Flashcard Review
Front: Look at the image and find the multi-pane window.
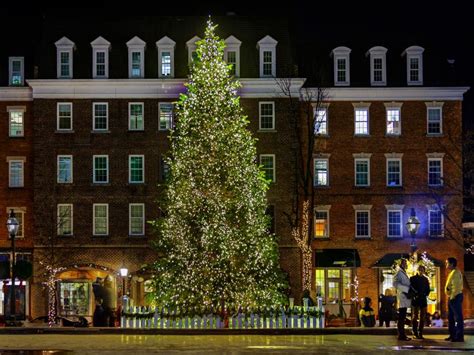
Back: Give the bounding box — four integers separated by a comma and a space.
9, 160, 24, 187
354, 108, 369, 135
131, 52, 142, 77
315, 269, 352, 304
260, 155, 275, 183
93, 103, 108, 131
386, 109, 401, 135
336, 58, 347, 83
355, 159, 370, 186
93, 204, 108, 236
429, 210, 443, 237
314, 159, 329, 186
9, 58, 24, 86
129, 203, 145, 236
263, 51, 273, 76
159, 103, 173, 130
259, 102, 275, 130
57, 103, 72, 130
129, 103, 144, 130
428, 158, 443, 186
57, 204, 73, 236
129, 155, 144, 183
161, 52, 171, 76
387, 159, 402, 186
9, 110, 24, 137
355, 211, 370, 238
409, 57, 420, 82
57, 155, 73, 184
95, 51, 106, 77
314, 210, 329, 238
160, 156, 170, 181
427, 107, 442, 134
227, 51, 237, 76
387, 210, 402, 238
60, 52, 71, 78
314, 108, 327, 135
93, 155, 109, 183
8, 210, 24, 238
373, 58, 383, 82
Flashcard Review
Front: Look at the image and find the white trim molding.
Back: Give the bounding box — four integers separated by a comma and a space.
55, 36, 75, 79
257, 35, 278, 78
9, 57, 25, 86
0, 88, 32, 101
366, 46, 388, 86
224, 35, 242, 77
156, 36, 176, 78
186, 36, 201, 64
127, 36, 146, 79
91, 36, 111, 79
331, 46, 351, 86
402, 46, 424, 86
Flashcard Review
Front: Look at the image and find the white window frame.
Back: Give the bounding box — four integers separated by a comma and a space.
158, 102, 173, 131
9, 57, 24, 86
91, 36, 111, 79
367, 46, 387, 86
353, 205, 372, 239
57, 155, 73, 184
128, 102, 144, 131
224, 35, 241, 77
385, 155, 403, 187
386, 208, 404, 238
384, 102, 402, 136
55, 37, 75, 79
7, 106, 26, 137
93, 102, 109, 131
93, 155, 109, 184
426, 102, 444, 135
403, 46, 424, 86
129, 203, 145, 236
427, 155, 444, 187
127, 36, 146, 79
156, 36, 176, 78
57, 204, 73, 236
129, 155, 145, 184
354, 158, 370, 187
8, 159, 24, 188
6, 207, 25, 238
314, 157, 329, 187
331, 47, 351, 86
314, 206, 331, 238
93, 203, 109, 236
259, 101, 275, 130
313, 105, 328, 135
353, 104, 370, 136
57, 103, 73, 131
427, 205, 444, 238
257, 35, 278, 78
186, 36, 201, 65
260, 154, 276, 183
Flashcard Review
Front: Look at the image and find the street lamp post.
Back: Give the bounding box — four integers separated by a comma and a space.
406, 208, 421, 252
119, 266, 128, 298
6, 209, 19, 325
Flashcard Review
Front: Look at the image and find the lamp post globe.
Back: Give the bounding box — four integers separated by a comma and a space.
405, 208, 421, 252
6, 209, 19, 325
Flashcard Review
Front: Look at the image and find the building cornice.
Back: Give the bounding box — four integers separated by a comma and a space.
307, 87, 470, 101
26, 78, 306, 99
0, 87, 32, 101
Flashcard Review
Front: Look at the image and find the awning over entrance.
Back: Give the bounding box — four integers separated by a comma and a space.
372, 253, 443, 268
314, 249, 361, 268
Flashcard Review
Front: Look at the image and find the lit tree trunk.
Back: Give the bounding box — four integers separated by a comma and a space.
292, 200, 312, 292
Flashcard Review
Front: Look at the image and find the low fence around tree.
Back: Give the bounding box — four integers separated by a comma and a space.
121, 301, 325, 329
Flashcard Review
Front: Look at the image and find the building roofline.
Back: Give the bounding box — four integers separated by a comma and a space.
0, 87, 33, 101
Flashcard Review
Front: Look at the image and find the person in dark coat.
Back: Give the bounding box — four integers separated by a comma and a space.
92, 277, 107, 327
410, 265, 430, 339
379, 288, 396, 327
359, 297, 376, 327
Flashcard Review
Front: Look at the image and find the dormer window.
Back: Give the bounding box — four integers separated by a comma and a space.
156, 36, 176, 78
224, 35, 241, 77
402, 46, 424, 86
91, 36, 111, 79
257, 35, 278, 78
367, 46, 387, 86
186, 36, 201, 65
9, 57, 24, 86
55, 36, 75, 79
331, 47, 351, 86
127, 36, 146, 78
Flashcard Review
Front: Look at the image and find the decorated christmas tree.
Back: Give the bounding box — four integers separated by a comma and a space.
150, 19, 287, 312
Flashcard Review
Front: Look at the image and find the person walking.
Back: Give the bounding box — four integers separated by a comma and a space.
379, 289, 396, 327
393, 258, 412, 340
445, 257, 464, 342
359, 297, 376, 327
410, 265, 430, 339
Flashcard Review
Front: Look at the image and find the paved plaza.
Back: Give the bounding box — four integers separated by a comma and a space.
0, 334, 472, 354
